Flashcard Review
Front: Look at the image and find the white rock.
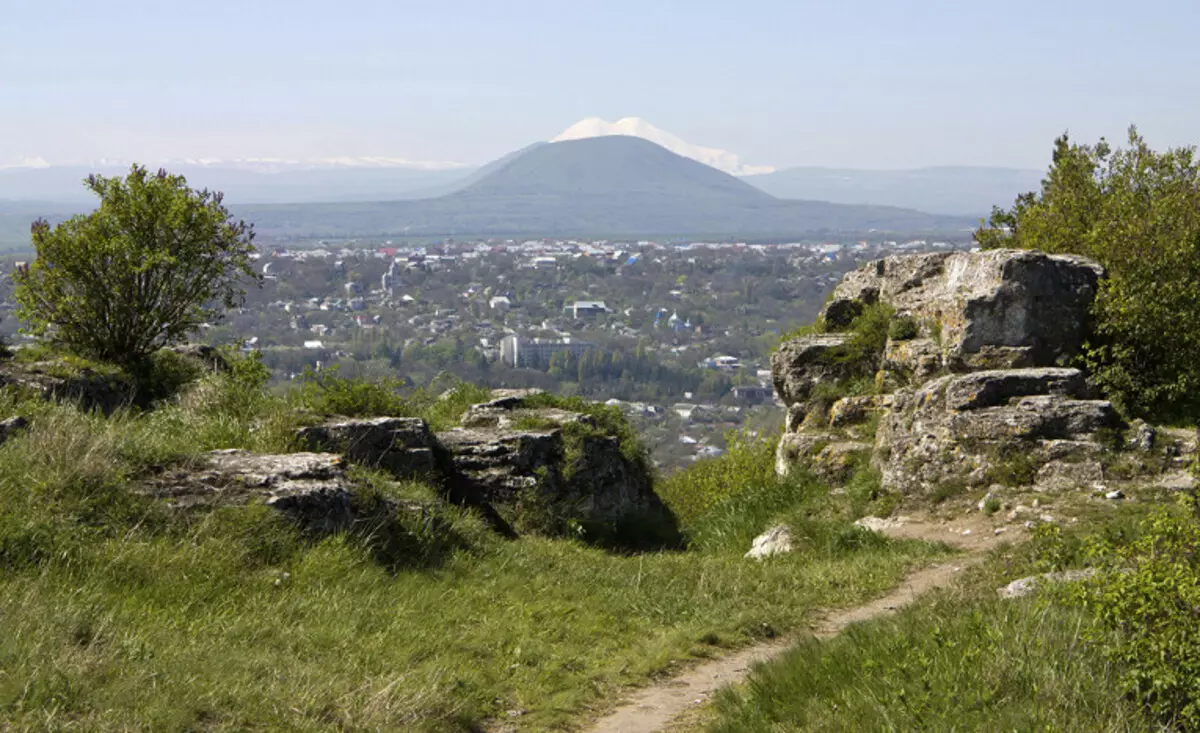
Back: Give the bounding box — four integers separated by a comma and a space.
1105, 490, 1125, 500
855, 516, 902, 533
998, 569, 1097, 599
745, 525, 793, 560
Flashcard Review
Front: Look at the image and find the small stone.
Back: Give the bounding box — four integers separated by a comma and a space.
998, 569, 1097, 599
994, 528, 1008, 535
745, 525, 794, 560
977, 490, 997, 512
855, 516, 902, 533
961, 529, 973, 536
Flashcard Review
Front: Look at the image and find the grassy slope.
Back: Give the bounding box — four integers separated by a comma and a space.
0, 366, 945, 732
707, 517, 1166, 733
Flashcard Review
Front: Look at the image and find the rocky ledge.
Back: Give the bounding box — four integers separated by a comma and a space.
772, 249, 1193, 498
142, 389, 672, 544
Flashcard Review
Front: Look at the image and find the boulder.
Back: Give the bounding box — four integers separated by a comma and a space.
745, 525, 793, 559
770, 334, 853, 408
822, 250, 1103, 373
1130, 421, 1157, 452
942, 368, 1089, 411
297, 417, 440, 479
768, 250, 1179, 499
875, 369, 1120, 494
140, 449, 360, 532
436, 391, 670, 535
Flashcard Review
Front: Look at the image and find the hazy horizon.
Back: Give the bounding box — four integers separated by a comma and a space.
4, 0, 1199, 172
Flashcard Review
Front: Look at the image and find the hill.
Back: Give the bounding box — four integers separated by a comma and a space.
241, 137, 974, 240
744, 165, 1043, 216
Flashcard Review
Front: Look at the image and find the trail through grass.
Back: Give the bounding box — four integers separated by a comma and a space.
0, 368, 946, 731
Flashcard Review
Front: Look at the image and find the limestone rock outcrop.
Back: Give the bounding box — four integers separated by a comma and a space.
822, 249, 1103, 375
437, 391, 670, 535
297, 417, 441, 479
288, 389, 672, 541
771, 249, 1133, 497
141, 449, 365, 532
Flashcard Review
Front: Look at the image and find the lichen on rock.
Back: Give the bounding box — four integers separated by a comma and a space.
769, 248, 1161, 500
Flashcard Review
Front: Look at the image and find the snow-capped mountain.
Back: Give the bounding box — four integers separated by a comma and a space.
551, 117, 775, 176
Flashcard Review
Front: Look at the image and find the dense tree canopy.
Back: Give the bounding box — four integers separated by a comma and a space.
977, 128, 1200, 421
15, 166, 260, 367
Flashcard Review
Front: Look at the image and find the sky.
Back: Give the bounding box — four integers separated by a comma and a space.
2, 0, 1199, 171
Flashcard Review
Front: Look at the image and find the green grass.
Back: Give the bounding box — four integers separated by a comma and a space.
0, 366, 948, 731
707, 505, 1172, 733
708, 594, 1148, 732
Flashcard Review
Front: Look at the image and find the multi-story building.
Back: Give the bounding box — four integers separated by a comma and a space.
500, 335, 595, 369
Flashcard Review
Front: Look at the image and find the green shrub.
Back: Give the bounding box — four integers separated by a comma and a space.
1078, 498, 1200, 727
292, 364, 411, 418
830, 303, 894, 375
13, 165, 259, 368
887, 315, 920, 341
978, 128, 1200, 422
657, 431, 779, 530
982, 444, 1042, 487
413, 382, 494, 431
520, 391, 651, 471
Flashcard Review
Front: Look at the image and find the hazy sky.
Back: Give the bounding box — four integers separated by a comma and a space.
2, 0, 1198, 170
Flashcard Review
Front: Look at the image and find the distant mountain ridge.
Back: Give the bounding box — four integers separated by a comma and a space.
239, 137, 974, 240
744, 165, 1042, 216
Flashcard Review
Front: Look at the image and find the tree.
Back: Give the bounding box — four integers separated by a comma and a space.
977, 128, 1200, 420
15, 166, 260, 367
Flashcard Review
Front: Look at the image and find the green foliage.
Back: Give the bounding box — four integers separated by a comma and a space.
1078, 498, 1200, 727
292, 364, 411, 418
982, 443, 1042, 487
14, 166, 260, 367
829, 303, 895, 377
413, 382, 494, 431
887, 315, 920, 341
657, 431, 780, 531
520, 391, 651, 471
977, 128, 1200, 421
846, 462, 898, 518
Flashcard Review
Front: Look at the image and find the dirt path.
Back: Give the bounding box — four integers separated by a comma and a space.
583, 516, 1013, 733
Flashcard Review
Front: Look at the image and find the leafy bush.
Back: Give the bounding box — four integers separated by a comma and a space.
830, 303, 894, 376
1078, 498, 1200, 727
977, 128, 1200, 422
14, 166, 260, 368
292, 365, 411, 418
887, 315, 919, 341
